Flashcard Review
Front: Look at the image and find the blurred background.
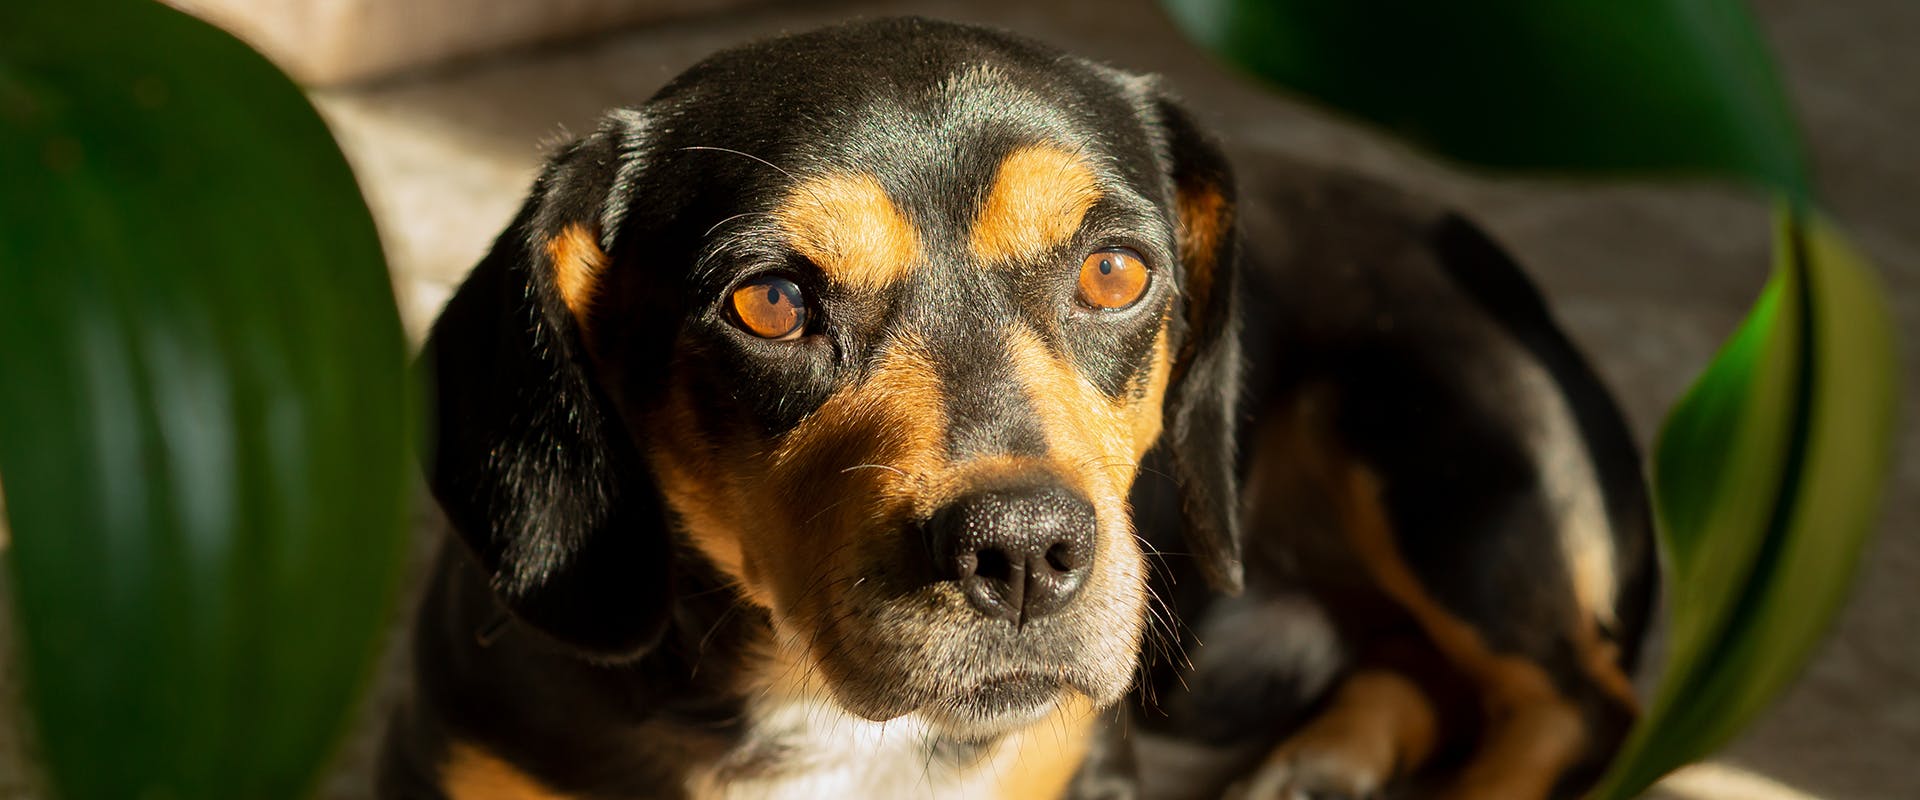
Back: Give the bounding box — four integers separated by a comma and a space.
3, 0, 1913, 797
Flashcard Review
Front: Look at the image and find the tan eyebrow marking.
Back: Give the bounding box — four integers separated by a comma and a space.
547, 223, 608, 326
970, 144, 1104, 264
772, 172, 922, 290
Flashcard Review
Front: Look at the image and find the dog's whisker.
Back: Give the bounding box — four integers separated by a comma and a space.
800, 495, 856, 527
677, 144, 845, 253
678, 144, 801, 182
703, 210, 772, 239
1132, 530, 1181, 594
690, 599, 746, 679
841, 463, 909, 477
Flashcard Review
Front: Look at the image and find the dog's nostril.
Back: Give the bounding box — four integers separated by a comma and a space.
974, 547, 1013, 583
1043, 542, 1076, 574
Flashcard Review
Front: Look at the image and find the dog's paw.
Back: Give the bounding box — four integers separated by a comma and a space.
1230, 745, 1388, 800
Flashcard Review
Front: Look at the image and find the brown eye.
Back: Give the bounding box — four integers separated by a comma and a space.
1076, 248, 1149, 310
729, 276, 809, 340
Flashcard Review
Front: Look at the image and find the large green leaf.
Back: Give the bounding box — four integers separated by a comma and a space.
0, 1, 413, 798
1162, 0, 1809, 197
1163, 0, 1901, 794
1595, 210, 1897, 799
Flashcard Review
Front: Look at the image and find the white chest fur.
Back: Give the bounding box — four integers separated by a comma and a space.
685, 694, 1003, 800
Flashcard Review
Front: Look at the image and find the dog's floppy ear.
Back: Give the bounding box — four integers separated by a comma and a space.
421, 117, 672, 659
1153, 94, 1246, 595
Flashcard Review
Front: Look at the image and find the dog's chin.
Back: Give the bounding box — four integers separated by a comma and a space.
839, 672, 1072, 739
920, 672, 1069, 738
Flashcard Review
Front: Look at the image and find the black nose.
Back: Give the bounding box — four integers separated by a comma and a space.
925, 486, 1096, 625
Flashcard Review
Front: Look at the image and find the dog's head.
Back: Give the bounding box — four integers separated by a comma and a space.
424, 17, 1241, 738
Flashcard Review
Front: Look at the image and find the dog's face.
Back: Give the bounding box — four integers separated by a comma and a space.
425, 18, 1242, 740
641, 95, 1179, 734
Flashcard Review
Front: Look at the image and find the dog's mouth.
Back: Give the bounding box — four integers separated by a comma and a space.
799, 604, 1128, 738
921, 671, 1067, 733
773, 510, 1148, 738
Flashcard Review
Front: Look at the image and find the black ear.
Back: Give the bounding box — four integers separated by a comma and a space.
421, 117, 672, 659
1153, 94, 1245, 595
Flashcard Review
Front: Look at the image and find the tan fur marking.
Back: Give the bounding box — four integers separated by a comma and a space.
774, 173, 921, 290
648, 334, 949, 611
993, 695, 1098, 800
547, 223, 608, 326
1003, 327, 1143, 501
441, 742, 573, 800
970, 145, 1103, 264
1175, 182, 1227, 319
1567, 519, 1617, 631
648, 381, 763, 604
1130, 327, 1174, 459
1435, 689, 1587, 800
1575, 614, 1641, 716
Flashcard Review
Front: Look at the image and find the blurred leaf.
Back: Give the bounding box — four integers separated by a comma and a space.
1162, 0, 1810, 197
0, 1, 413, 798
1596, 210, 1898, 798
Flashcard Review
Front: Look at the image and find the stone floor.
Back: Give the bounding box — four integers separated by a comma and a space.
3, 0, 1914, 797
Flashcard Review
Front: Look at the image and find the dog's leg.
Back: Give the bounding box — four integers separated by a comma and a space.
1237, 661, 1438, 799
1429, 679, 1587, 800
1254, 458, 1593, 800
1237, 393, 1601, 800
1242, 660, 1587, 800
1337, 462, 1595, 800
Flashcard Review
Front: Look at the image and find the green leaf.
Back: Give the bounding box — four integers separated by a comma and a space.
0, 1, 414, 798
1161, 0, 1810, 198
1595, 210, 1898, 798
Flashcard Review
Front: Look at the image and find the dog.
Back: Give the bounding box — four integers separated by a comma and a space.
379, 17, 1656, 800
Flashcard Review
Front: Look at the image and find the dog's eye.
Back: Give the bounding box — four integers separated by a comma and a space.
1076, 248, 1149, 310
730, 276, 809, 340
